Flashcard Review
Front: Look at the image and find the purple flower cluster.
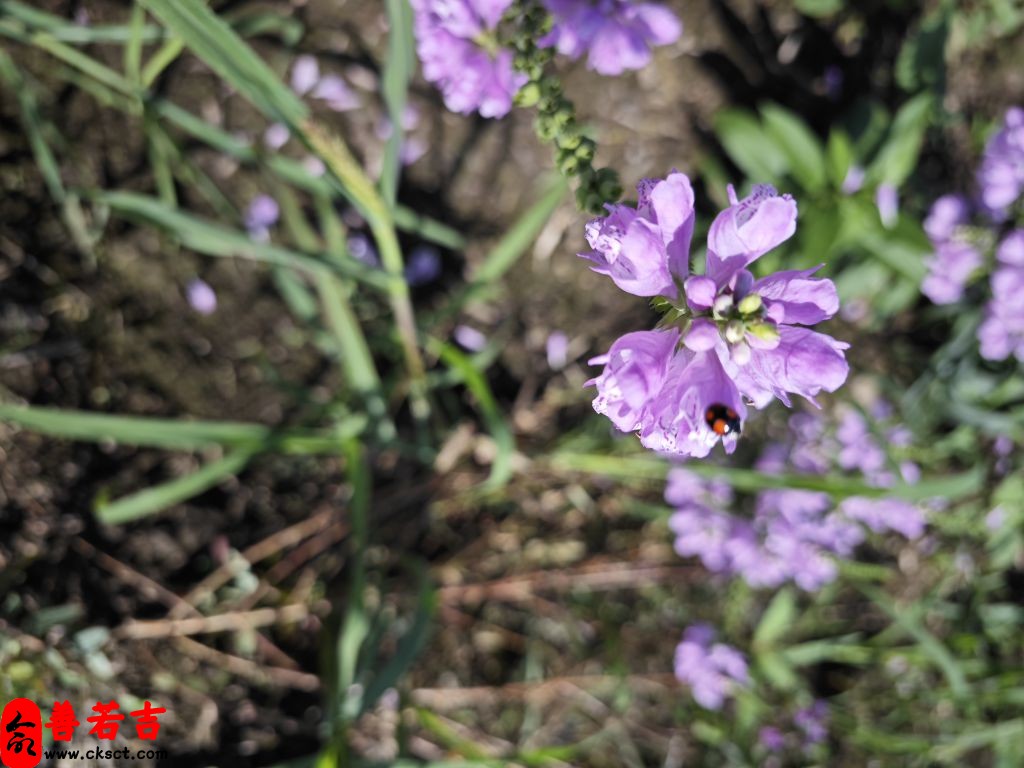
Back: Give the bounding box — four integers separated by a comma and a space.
586, 173, 849, 457
410, 0, 526, 118
673, 624, 749, 710
540, 0, 681, 76
978, 107, 1024, 219
666, 404, 926, 592
411, 0, 680, 117
921, 108, 1024, 362
979, 229, 1024, 362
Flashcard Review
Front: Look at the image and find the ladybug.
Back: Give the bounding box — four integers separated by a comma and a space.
705, 403, 741, 436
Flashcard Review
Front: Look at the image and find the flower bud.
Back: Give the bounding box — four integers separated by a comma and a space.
515, 83, 541, 108
724, 320, 745, 344
713, 294, 734, 317
737, 293, 763, 315
747, 322, 780, 343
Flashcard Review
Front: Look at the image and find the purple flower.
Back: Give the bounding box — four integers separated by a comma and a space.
546, 331, 569, 369
923, 194, 970, 243
674, 624, 748, 710
838, 496, 926, 539
185, 278, 217, 315
411, 0, 526, 118
876, 183, 899, 228
581, 172, 695, 297
348, 233, 380, 266
311, 75, 360, 112
978, 107, 1024, 217
794, 701, 829, 746
587, 329, 678, 433
454, 324, 488, 351
264, 122, 291, 150
244, 195, 280, 242
921, 241, 982, 305
404, 245, 442, 285
291, 55, 321, 95
704, 184, 798, 285
759, 726, 786, 752
978, 263, 1024, 362
540, 0, 681, 76
841, 165, 865, 195
997, 230, 1024, 266
585, 174, 848, 457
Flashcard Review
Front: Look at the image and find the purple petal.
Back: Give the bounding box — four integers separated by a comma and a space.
588, 329, 679, 433
732, 326, 849, 408
706, 185, 798, 285
753, 267, 840, 325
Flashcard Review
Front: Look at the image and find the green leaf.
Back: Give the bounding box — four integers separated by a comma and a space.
867, 93, 934, 187
430, 339, 515, 489
137, 0, 307, 126
95, 191, 391, 290
896, 7, 950, 93
96, 449, 255, 524
760, 103, 827, 191
432, 175, 566, 324
713, 108, 788, 183
380, 0, 414, 207
0, 403, 365, 454
794, 0, 844, 17
753, 588, 796, 648
826, 129, 854, 188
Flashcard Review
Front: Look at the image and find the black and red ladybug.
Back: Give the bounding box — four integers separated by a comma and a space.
704, 403, 741, 436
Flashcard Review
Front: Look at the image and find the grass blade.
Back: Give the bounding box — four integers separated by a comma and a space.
429, 338, 514, 488
95, 190, 391, 289
137, 0, 307, 126
0, 403, 366, 454
95, 449, 254, 524
380, 0, 414, 207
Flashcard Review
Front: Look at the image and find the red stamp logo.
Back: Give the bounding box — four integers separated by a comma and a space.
1, 698, 42, 768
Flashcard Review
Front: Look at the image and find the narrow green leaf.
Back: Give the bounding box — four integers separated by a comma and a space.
95, 190, 391, 289
753, 588, 796, 648
137, 0, 307, 125
380, 0, 414, 207
431, 339, 514, 488
96, 449, 254, 524
826, 129, 854, 189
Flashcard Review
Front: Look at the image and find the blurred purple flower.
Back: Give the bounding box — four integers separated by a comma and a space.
546, 331, 569, 369
876, 183, 898, 228
244, 195, 280, 242
921, 241, 982, 305
311, 75, 360, 112
291, 55, 321, 95
839, 496, 926, 539
674, 624, 748, 710
986, 506, 1006, 531
411, 0, 526, 118
841, 165, 865, 195
303, 156, 326, 177
923, 194, 970, 243
454, 325, 487, 352
264, 122, 291, 150
978, 107, 1024, 217
978, 263, 1024, 362
540, 0, 681, 76
186, 278, 217, 315
347, 233, 380, 267
997, 230, 1024, 266
823, 65, 843, 100
759, 726, 786, 752
404, 245, 442, 286
794, 701, 829, 746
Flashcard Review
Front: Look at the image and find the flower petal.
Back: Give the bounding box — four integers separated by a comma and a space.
706, 185, 798, 285
753, 267, 840, 325
732, 326, 849, 408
